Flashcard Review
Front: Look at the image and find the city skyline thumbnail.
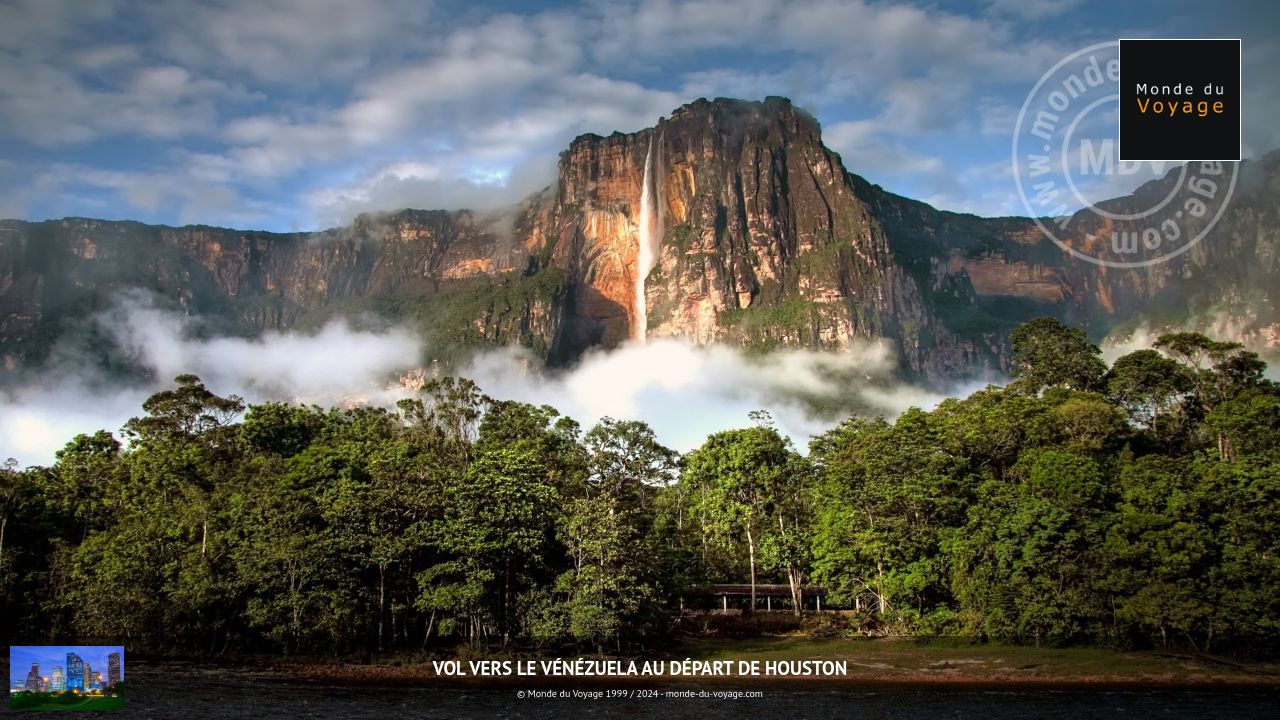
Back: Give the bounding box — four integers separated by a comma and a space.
8, 647, 124, 692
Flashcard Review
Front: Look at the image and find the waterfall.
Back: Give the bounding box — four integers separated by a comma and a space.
634, 135, 662, 341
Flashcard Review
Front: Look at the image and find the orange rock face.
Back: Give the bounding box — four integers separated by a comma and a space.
2, 97, 1278, 385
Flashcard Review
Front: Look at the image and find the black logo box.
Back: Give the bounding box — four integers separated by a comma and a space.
1119, 38, 1241, 162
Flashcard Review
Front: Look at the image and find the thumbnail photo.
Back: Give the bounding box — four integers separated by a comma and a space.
9, 646, 124, 712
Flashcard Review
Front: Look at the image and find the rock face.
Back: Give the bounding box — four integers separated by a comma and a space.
518, 97, 996, 382
1, 97, 1277, 386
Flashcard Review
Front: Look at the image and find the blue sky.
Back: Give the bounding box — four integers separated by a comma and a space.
8, 646, 124, 688
1, 0, 1276, 232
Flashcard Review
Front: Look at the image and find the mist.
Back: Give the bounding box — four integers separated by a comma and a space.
0, 295, 968, 467
1, 295, 424, 466
459, 338, 959, 453
1102, 314, 1280, 381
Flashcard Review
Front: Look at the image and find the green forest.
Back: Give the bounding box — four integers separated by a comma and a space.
0, 319, 1277, 657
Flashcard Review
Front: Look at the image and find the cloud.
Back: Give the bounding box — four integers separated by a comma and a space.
0, 0, 1272, 233
877, 78, 975, 135
826, 121, 941, 172
94, 293, 424, 401
16, 163, 282, 230
1242, 39, 1280, 158
824, 119, 965, 204
985, 0, 1082, 21
305, 154, 559, 226
589, 0, 1061, 81
0, 0, 118, 59
0, 294, 424, 464
0, 293, 953, 466
154, 0, 435, 86
0, 58, 258, 146
459, 338, 916, 453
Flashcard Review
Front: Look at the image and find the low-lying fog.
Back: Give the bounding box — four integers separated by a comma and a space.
0, 294, 969, 466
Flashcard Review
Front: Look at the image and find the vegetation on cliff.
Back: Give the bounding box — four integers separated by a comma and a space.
293, 266, 571, 362
0, 319, 1277, 658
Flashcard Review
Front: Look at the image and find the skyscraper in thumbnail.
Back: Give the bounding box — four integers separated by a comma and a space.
51, 665, 66, 692
107, 652, 121, 687
24, 664, 39, 692
66, 653, 85, 691
90, 671, 101, 690
83, 662, 92, 691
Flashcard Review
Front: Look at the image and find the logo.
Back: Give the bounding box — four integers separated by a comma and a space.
1119, 39, 1241, 161
1012, 41, 1238, 268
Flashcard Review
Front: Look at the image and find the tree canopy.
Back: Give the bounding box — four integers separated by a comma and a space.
1, 319, 1277, 657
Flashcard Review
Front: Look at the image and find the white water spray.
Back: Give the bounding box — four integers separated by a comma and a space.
634, 135, 662, 341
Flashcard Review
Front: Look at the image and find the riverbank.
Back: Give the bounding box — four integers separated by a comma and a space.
273, 637, 1280, 689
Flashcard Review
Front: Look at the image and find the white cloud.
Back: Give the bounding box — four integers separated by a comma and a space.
70, 44, 141, 72
0, 0, 1271, 232
0, 58, 256, 145
825, 119, 954, 188
155, 0, 436, 85
923, 160, 1024, 217
19, 162, 285, 230
0, 294, 425, 464
0, 294, 953, 465
304, 154, 558, 225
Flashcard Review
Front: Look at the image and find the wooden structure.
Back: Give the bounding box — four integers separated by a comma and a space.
685, 584, 828, 612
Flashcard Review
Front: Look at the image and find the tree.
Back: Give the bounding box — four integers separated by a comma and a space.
932, 388, 1056, 480
683, 423, 800, 614
537, 496, 656, 650
123, 375, 245, 558
66, 512, 172, 645
525, 418, 675, 648
124, 374, 244, 443
397, 376, 488, 466
1010, 317, 1107, 393
0, 459, 18, 567
420, 441, 558, 645
1154, 333, 1272, 457
1102, 456, 1212, 649
953, 449, 1109, 645
5, 324, 1279, 657
232, 449, 355, 652
583, 418, 678, 509
1153, 332, 1240, 373
761, 449, 814, 617
1185, 455, 1280, 652
1050, 392, 1128, 453
240, 403, 325, 458
50, 432, 126, 542
59, 377, 249, 651
1107, 349, 1191, 430
1153, 332, 1263, 411
1205, 389, 1280, 461
812, 410, 968, 628
323, 437, 438, 652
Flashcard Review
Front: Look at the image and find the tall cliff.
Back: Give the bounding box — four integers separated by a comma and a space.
514, 97, 998, 381
1, 97, 1277, 386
